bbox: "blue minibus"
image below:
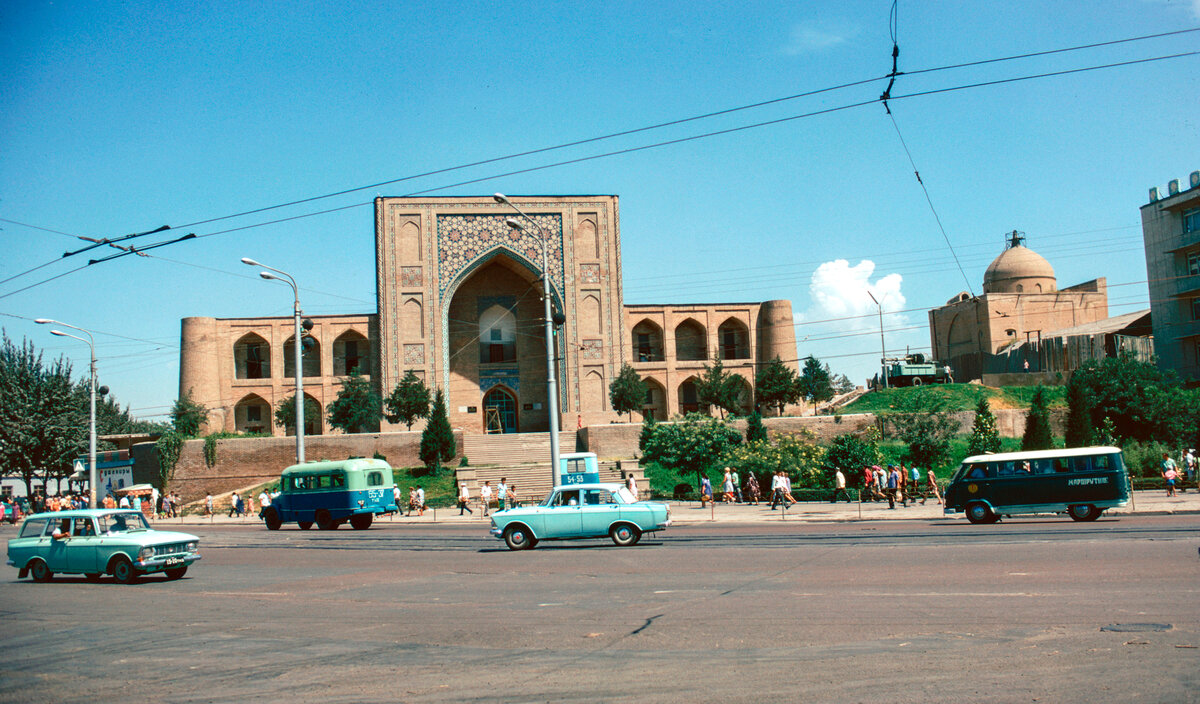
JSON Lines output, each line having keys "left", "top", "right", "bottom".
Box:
{"left": 261, "top": 458, "right": 397, "bottom": 530}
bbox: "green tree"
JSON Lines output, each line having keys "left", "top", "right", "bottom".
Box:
{"left": 638, "top": 413, "right": 657, "bottom": 456}
{"left": 966, "top": 398, "right": 1002, "bottom": 456}
{"left": 832, "top": 373, "right": 856, "bottom": 394}
{"left": 755, "top": 356, "right": 799, "bottom": 415}
{"left": 1021, "top": 386, "right": 1054, "bottom": 451}
{"left": 1064, "top": 378, "right": 1095, "bottom": 448}
{"left": 419, "top": 388, "right": 456, "bottom": 474}
{"left": 274, "top": 393, "right": 322, "bottom": 435}
{"left": 326, "top": 371, "right": 382, "bottom": 434}
{"left": 696, "top": 359, "right": 744, "bottom": 418}
{"left": 1068, "top": 351, "right": 1178, "bottom": 444}
{"left": 822, "top": 430, "right": 884, "bottom": 486}
{"left": 384, "top": 370, "right": 430, "bottom": 430}
{"left": 724, "top": 431, "right": 826, "bottom": 490}
{"left": 886, "top": 388, "right": 960, "bottom": 470}
{"left": 609, "top": 363, "right": 644, "bottom": 421}
{"left": 745, "top": 410, "right": 768, "bottom": 443}
{"left": 0, "top": 332, "right": 85, "bottom": 495}
{"left": 641, "top": 413, "right": 742, "bottom": 485}
{"left": 796, "top": 356, "right": 834, "bottom": 404}
{"left": 170, "top": 388, "right": 209, "bottom": 437}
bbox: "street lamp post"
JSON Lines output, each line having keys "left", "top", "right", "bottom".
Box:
{"left": 241, "top": 258, "right": 305, "bottom": 464}
{"left": 34, "top": 318, "right": 97, "bottom": 508}
{"left": 493, "top": 193, "right": 562, "bottom": 488}
{"left": 866, "top": 291, "right": 888, "bottom": 389}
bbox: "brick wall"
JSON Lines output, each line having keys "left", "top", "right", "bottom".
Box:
{"left": 132, "top": 431, "right": 462, "bottom": 503}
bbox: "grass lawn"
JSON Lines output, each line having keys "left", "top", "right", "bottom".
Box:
{"left": 839, "top": 383, "right": 1065, "bottom": 414}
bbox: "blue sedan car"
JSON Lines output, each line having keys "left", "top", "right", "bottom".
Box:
{"left": 7, "top": 509, "right": 201, "bottom": 583}
{"left": 490, "top": 483, "right": 671, "bottom": 550}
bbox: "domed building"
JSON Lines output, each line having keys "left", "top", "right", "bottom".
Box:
{"left": 928, "top": 231, "right": 1109, "bottom": 381}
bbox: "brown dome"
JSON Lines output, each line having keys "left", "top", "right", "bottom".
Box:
{"left": 983, "top": 243, "right": 1056, "bottom": 294}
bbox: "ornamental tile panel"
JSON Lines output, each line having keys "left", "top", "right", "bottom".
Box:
{"left": 437, "top": 214, "right": 564, "bottom": 299}
{"left": 581, "top": 339, "right": 603, "bottom": 360}
{"left": 400, "top": 266, "right": 423, "bottom": 287}
{"left": 403, "top": 343, "right": 425, "bottom": 365}
{"left": 579, "top": 263, "right": 600, "bottom": 284}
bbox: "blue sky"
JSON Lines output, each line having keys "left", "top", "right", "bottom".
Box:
{"left": 2, "top": 0, "right": 1198, "bottom": 421}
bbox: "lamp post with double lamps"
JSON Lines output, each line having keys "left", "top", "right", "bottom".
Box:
{"left": 241, "top": 258, "right": 306, "bottom": 464}
{"left": 34, "top": 318, "right": 98, "bottom": 508}
{"left": 492, "top": 193, "right": 563, "bottom": 488}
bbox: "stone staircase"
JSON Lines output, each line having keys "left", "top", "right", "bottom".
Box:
{"left": 462, "top": 430, "right": 581, "bottom": 466}
{"left": 455, "top": 431, "right": 641, "bottom": 504}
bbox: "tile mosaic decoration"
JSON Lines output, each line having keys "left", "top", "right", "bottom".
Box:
{"left": 581, "top": 339, "right": 603, "bottom": 360}
{"left": 579, "top": 263, "right": 600, "bottom": 284}
{"left": 403, "top": 343, "right": 424, "bottom": 365}
{"left": 400, "top": 266, "right": 423, "bottom": 287}
{"left": 437, "top": 213, "right": 564, "bottom": 299}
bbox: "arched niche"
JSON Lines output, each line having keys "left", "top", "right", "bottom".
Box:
{"left": 283, "top": 336, "right": 322, "bottom": 378}
{"left": 333, "top": 330, "right": 370, "bottom": 376}
{"left": 234, "top": 333, "right": 271, "bottom": 380}
{"left": 632, "top": 319, "right": 663, "bottom": 362}
{"left": 233, "top": 394, "right": 271, "bottom": 434}
{"left": 717, "top": 318, "right": 750, "bottom": 360}
{"left": 675, "top": 319, "right": 707, "bottom": 362}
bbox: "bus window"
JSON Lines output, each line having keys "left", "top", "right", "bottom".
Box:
{"left": 1032, "top": 459, "right": 1054, "bottom": 475}
{"left": 1054, "top": 458, "right": 1071, "bottom": 473}
{"left": 367, "top": 471, "right": 384, "bottom": 487}
{"left": 1094, "top": 455, "right": 1112, "bottom": 470}
{"left": 966, "top": 464, "right": 988, "bottom": 479}
{"left": 996, "top": 462, "right": 1017, "bottom": 477}
{"left": 1070, "top": 456, "right": 1093, "bottom": 472}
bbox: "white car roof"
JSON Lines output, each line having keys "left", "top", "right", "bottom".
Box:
{"left": 552, "top": 483, "right": 623, "bottom": 492}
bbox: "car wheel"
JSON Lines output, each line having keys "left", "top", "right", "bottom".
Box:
{"left": 315, "top": 509, "right": 337, "bottom": 530}
{"left": 298, "top": 521, "right": 313, "bottom": 530}
{"left": 350, "top": 514, "right": 373, "bottom": 530}
{"left": 263, "top": 507, "right": 282, "bottom": 531}
{"left": 911, "top": 377, "right": 923, "bottom": 386}
{"left": 610, "top": 523, "right": 642, "bottom": 547}
{"left": 85, "top": 573, "right": 102, "bottom": 582}
{"left": 111, "top": 556, "right": 140, "bottom": 584}
{"left": 1067, "top": 504, "right": 1101, "bottom": 522}
{"left": 504, "top": 524, "right": 533, "bottom": 550}
{"left": 965, "top": 502, "right": 996, "bottom": 525}
{"left": 29, "top": 559, "right": 53, "bottom": 583}
{"left": 165, "top": 566, "right": 188, "bottom": 580}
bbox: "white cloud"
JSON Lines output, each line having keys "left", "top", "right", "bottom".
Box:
{"left": 808, "top": 259, "right": 906, "bottom": 332}
{"left": 781, "top": 23, "right": 849, "bottom": 55}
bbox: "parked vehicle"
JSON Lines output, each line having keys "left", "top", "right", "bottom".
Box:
{"left": 261, "top": 458, "right": 397, "bottom": 531}
{"left": 490, "top": 483, "right": 670, "bottom": 550}
{"left": 879, "top": 353, "right": 953, "bottom": 387}
{"left": 944, "top": 446, "right": 1131, "bottom": 524}
{"left": 7, "top": 509, "right": 201, "bottom": 583}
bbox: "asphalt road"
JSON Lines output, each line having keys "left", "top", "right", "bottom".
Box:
{"left": 2, "top": 516, "right": 1198, "bottom": 703}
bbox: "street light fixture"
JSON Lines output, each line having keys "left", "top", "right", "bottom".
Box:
{"left": 241, "top": 257, "right": 306, "bottom": 464}
{"left": 34, "top": 318, "right": 98, "bottom": 508}
{"left": 493, "top": 193, "right": 562, "bottom": 487}
{"left": 866, "top": 291, "right": 888, "bottom": 389}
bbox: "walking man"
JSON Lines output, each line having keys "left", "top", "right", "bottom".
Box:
{"left": 480, "top": 481, "right": 492, "bottom": 516}
{"left": 831, "top": 468, "right": 851, "bottom": 503}
{"left": 497, "top": 477, "right": 509, "bottom": 512}
{"left": 458, "top": 483, "right": 474, "bottom": 515}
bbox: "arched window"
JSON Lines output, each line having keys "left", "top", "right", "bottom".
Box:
{"left": 717, "top": 318, "right": 750, "bottom": 360}
{"left": 675, "top": 319, "right": 707, "bottom": 362}
{"left": 234, "top": 333, "right": 271, "bottom": 380}
{"left": 678, "top": 378, "right": 700, "bottom": 414}
{"left": 333, "top": 330, "right": 369, "bottom": 376}
{"left": 233, "top": 394, "right": 270, "bottom": 434}
{"left": 642, "top": 378, "right": 666, "bottom": 420}
{"left": 483, "top": 387, "right": 518, "bottom": 433}
{"left": 479, "top": 304, "right": 517, "bottom": 364}
{"left": 280, "top": 393, "right": 323, "bottom": 436}
{"left": 283, "top": 336, "right": 321, "bottom": 378}
{"left": 632, "top": 319, "right": 664, "bottom": 362}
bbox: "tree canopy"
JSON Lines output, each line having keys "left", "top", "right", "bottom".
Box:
{"left": 419, "top": 388, "right": 457, "bottom": 473}
{"left": 696, "top": 359, "right": 745, "bottom": 418}
{"left": 1021, "top": 386, "right": 1054, "bottom": 451}
{"left": 797, "top": 356, "right": 835, "bottom": 404}
{"left": 754, "top": 357, "right": 799, "bottom": 415}
{"left": 326, "top": 371, "right": 382, "bottom": 434}
{"left": 967, "top": 398, "right": 1002, "bottom": 456}
{"left": 641, "top": 413, "right": 742, "bottom": 483}
{"left": 609, "top": 363, "right": 644, "bottom": 421}
{"left": 384, "top": 370, "right": 430, "bottom": 430}
{"left": 170, "top": 388, "right": 209, "bottom": 437}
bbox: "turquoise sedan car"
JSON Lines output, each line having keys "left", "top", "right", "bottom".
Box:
{"left": 7, "top": 509, "right": 201, "bottom": 583}
{"left": 489, "top": 483, "right": 671, "bottom": 550}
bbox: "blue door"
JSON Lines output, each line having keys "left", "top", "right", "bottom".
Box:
{"left": 483, "top": 388, "right": 518, "bottom": 434}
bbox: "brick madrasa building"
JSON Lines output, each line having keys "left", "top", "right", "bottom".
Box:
{"left": 180, "top": 196, "right": 799, "bottom": 437}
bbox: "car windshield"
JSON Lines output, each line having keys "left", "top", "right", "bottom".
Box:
{"left": 97, "top": 512, "right": 149, "bottom": 533}
{"left": 613, "top": 487, "right": 635, "bottom": 504}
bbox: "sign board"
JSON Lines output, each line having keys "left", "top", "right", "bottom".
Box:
{"left": 559, "top": 452, "right": 600, "bottom": 486}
